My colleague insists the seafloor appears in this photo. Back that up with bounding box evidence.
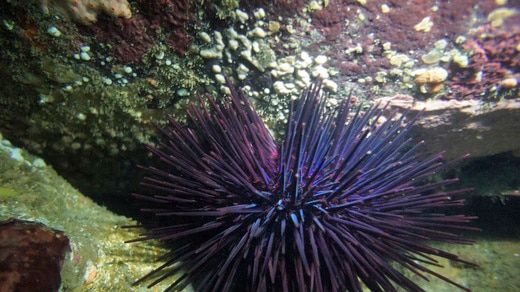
[0,0,519,291]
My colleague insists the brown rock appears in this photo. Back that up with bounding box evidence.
[0,219,70,292]
[376,96,520,159]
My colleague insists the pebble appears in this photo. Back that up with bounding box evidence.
[199,32,212,43]
[235,9,249,23]
[249,27,267,38]
[47,26,62,37]
[254,8,265,20]
[421,48,442,64]
[314,55,328,65]
[311,65,329,79]
[155,51,165,60]
[32,158,46,169]
[215,74,226,84]
[323,79,338,93]
[414,16,433,32]
[212,64,222,73]
[10,148,24,162]
[200,48,223,59]
[80,52,91,61]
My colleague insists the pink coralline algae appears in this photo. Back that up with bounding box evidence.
[0,219,70,292]
[446,18,520,100]
[302,0,477,81]
[86,0,192,63]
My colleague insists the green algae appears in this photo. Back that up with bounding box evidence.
[0,187,19,200]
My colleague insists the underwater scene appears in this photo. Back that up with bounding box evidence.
[0,0,519,291]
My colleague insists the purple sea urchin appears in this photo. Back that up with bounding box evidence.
[130,79,477,291]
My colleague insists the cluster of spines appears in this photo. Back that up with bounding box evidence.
[130,79,477,292]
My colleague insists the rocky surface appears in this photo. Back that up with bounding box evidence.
[379,95,520,159]
[0,219,69,292]
[0,132,187,291]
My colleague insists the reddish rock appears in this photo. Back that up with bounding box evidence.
[85,0,192,63]
[0,219,70,292]
[446,20,520,100]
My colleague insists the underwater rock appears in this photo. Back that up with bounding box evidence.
[377,96,520,159]
[0,219,70,292]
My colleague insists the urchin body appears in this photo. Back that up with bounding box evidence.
[131,80,475,292]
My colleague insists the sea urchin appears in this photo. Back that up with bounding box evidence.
[130,79,476,291]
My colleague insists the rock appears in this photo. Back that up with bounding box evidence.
[376,96,520,159]
[0,219,70,292]
[0,138,179,291]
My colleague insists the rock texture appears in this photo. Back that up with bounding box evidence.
[378,95,520,159]
[0,219,70,292]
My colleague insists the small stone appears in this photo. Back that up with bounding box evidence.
[155,51,165,60]
[80,52,91,61]
[284,82,295,90]
[177,88,189,96]
[278,63,293,73]
[389,54,410,68]
[308,1,323,11]
[249,27,267,38]
[453,54,469,68]
[77,113,87,121]
[323,79,338,93]
[212,64,222,73]
[268,21,280,34]
[10,148,23,162]
[500,77,518,89]
[272,63,294,78]
[434,39,448,50]
[200,48,223,59]
[455,36,467,45]
[314,55,328,65]
[273,81,294,94]
[228,39,239,50]
[296,70,310,86]
[253,8,265,20]
[237,64,249,80]
[252,41,260,53]
[47,26,62,37]
[235,9,249,23]
[415,67,448,93]
[415,67,448,84]
[199,32,212,43]
[215,74,226,84]
[414,16,433,32]
[224,27,239,39]
[32,158,46,168]
[421,48,442,64]
[312,65,329,79]
[375,71,388,83]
